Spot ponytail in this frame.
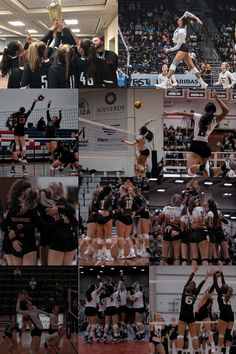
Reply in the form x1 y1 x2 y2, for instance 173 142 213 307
80 39 96 78
0 41 22 77
198 102 216 137
28 41 46 72
57 44 72 83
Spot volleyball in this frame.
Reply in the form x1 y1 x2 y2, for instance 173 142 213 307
38 94 45 101
134 100 142 109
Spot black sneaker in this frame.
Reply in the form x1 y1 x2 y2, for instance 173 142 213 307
135 334 140 340
22 167 28 174
103 335 108 343
88 337 93 344
138 332 146 340
10 168 16 174
84 335 89 342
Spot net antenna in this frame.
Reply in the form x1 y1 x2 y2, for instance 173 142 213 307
118 25 131 77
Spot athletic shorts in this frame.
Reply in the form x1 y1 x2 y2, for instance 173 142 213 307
96 214 112 225
59 154 76 165
31 328 42 337
118 305 127 314
181 231 190 244
163 225 181 241
85 306 97 317
178 43 189 52
189 141 211 159
49 229 77 252
87 215 98 224
140 149 150 157
179 313 195 324
12 235 37 257
134 307 145 314
214 228 226 243
149 337 161 345
105 306 117 316
139 212 149 220
48 328 58 335
97 311 105 320
116 215 132 225
189 228 208 243
219 310 234 323
14 128 25 137
39 232 49 247
195 311 209 322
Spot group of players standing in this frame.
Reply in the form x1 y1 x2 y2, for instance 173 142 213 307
150 267 234 354
80 180 150 261
153 180 231 266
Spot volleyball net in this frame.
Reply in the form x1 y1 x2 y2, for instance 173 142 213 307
79 117 136 158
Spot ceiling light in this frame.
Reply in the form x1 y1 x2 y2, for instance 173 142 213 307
73 28 80 33
175 179 184 183
157 189 165 192
231 216 236 220
8 21 25 26
224 183 232 187
204 181 213 185
99 270 103 273
141 269 145 272
27 29 38 34
65 19 78 25
224 214 230 217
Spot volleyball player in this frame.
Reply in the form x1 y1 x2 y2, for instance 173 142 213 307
45 99 62 161
0 41 24 78
84 279 103 343
177 266 209 354
115 185 134 259
21 41 50 88
195 281 216 353
46 182 77 266
156 64 177 88
168 317 179 354
11 96 39 164
96 186 114 260
128 282 146 341
163 92 230 177
117 275 129 340
188 196 209 265
213 62 236 89
149 313 165 354
9 139 27 175
132 186 150 258
156 11 208 89
159 194 182 265
121 119 154 177
213 270 234 354
103 280 120 343
50 142 80 176
44 327 65 354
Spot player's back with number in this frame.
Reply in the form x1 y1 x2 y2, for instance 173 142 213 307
21 61 50 88
74 56 102 88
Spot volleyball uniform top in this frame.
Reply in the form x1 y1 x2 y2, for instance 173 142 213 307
161 205 182 228
96 50 118 87
118 289 128 307
170 27 187 51
180 273 205 319
136 135 147 152
87 199 99 223
54 198 78 232
193 113 217 143
73 56 103 88
8 67 23 88
48 62 75 88
116 195 133 216
12 101 36 136
46 103 62 138
21 61 50 88
168 324 178 340
180 214 190 231
133 291 144 309
98 195 113 213
106 291 119 308
150 324 163 343
215 71 236 88
213 273 234 320
98 295 106 312
85 290 98 308
189 206 206 228
16 298 45 330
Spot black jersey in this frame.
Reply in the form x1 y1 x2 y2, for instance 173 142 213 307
133 195 149 216
180 273 205 316
48 63 75 88
45 103 62 138
96 50 118 87
74 55 102 88
54 198 78 232
87 199 99 223
213 273 234 321
116 195 133 216
12 101 36 136
8 67 23 88
99 195 113 212
168 324 178 340
21 61 50 88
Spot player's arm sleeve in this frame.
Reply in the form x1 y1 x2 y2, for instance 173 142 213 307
25 100 36 118
184 272 195 288
61 27 77 45
196 280 205 295
41 30 53 45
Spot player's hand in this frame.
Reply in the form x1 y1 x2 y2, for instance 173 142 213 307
164 47 170 53
13 240 22 252
50 20 59 32
196 18 203 25
163 111 169 116
211 91 217 99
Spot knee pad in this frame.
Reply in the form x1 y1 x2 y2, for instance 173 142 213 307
170 59 180 72
91 324 96 331
173 256 181 262
104 324 109 331
160 256 169 264
181 258 188 264
225 328 232 342
188 168 196 177
22 144 26 151
192 336 198 341
105 238 112 244
97 239 104 245
137 234 144 240
112 324 118 329
15 144 20 150
219 334 225 339
177 335 184 339
191 66 199 74
135 322 142 326
191 258 199 264
143 233 149 240
85 236 92 243
201 258 208 263
136 164 145 172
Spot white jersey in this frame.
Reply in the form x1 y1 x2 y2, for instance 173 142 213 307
205 210 214 221
158 73 177 87
98 296 106 312
118 290 128 306
106 291 119 308
162 205 182 225
193 112 217 143
16 299 44 330
49 313 59 330
85 290 98 308
180 214 190 229
133 291 144 309
152 324 163 343
189 206 205 225
171 27 186 51
215 71 236 88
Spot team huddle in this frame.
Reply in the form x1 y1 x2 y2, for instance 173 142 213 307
0 19 118 89
83 273 147 344
151 180 231 266
80 181 150 261
0 179 77 266
150 267 234 354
